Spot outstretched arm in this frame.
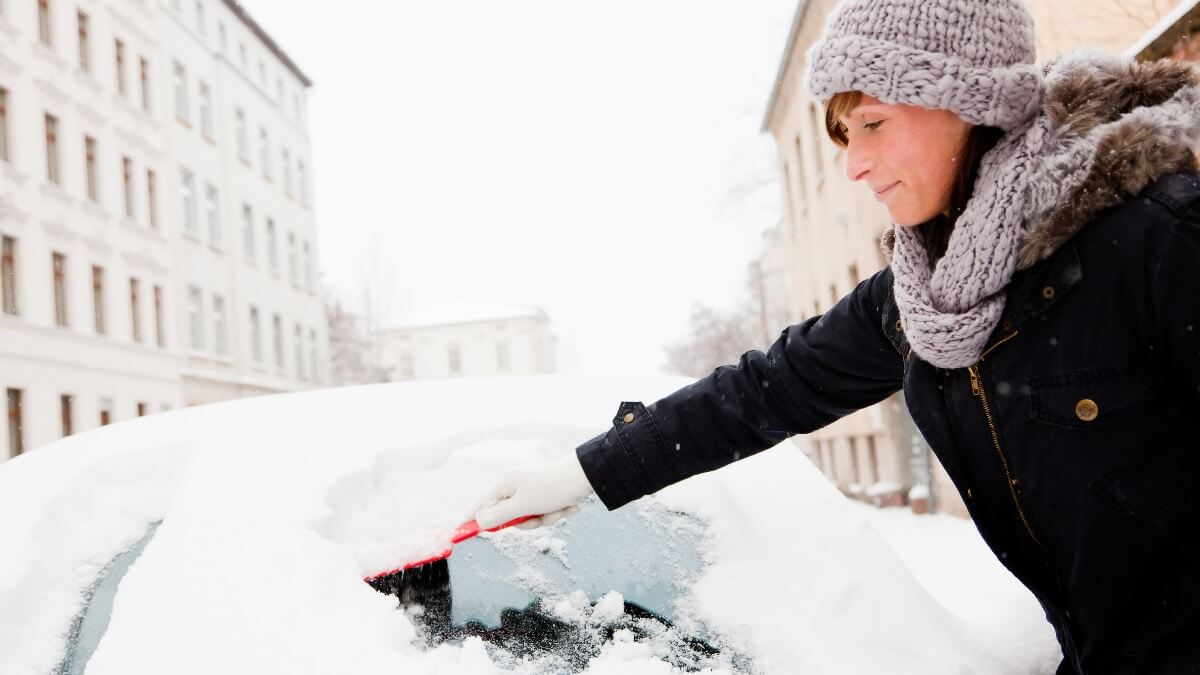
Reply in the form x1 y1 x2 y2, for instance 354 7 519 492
577 266 905 510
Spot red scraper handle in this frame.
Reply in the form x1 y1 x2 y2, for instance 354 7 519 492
364 514 537 582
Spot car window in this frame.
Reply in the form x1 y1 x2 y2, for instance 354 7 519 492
412 499 755 672
55 521 160 675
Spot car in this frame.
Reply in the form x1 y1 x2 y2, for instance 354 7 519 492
0 375 1059 674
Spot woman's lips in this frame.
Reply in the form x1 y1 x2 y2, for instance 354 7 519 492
874 182 900 201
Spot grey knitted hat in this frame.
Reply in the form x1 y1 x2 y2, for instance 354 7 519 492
805 0 1043 131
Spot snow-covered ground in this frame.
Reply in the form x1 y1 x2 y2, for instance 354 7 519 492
0 376 1060 674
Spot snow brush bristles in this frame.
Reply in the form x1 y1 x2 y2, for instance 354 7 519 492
363 515 537 611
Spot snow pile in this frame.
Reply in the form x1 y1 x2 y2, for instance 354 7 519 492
0 375 1058 674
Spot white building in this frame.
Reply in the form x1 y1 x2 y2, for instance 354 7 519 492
160 0 325 405
0 0 325 461
373 307 557 381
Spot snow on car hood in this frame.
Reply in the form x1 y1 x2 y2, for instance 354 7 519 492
0 375 1055 674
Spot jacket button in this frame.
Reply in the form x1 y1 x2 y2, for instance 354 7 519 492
895 320 903 332
1075 399 1098 422
1042 286 1056 300
1002 320 1013 331
622 412 635 424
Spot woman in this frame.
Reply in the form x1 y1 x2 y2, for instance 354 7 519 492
471 0 1200 671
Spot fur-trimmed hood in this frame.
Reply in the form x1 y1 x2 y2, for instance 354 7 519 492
881 52 1200 270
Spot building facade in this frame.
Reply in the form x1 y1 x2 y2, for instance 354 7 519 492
760 0 1180 515
0 0 325 462
373 307 557 382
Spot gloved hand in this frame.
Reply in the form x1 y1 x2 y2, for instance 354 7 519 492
471 452 595 530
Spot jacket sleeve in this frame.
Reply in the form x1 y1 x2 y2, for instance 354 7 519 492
1148 207 1200 399
576 266 905 510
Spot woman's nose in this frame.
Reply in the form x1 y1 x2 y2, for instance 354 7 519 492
845 142 872 182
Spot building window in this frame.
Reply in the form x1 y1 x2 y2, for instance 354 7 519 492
122 157 135 218
37 0 50 46
241 204 255 261
114 39 127 97
282 148 292 197
45 114 60 184
198 81 213 138
447 345 462 375
139 58 151 112
173 61 188 123
129 277 141 342
84 136 99 201
266 219 278 272
259 126 270 179
218 22 226 51
193 0 204 34
180 167 197 236
399 352 414 380
6 388 22 457
238 42 246 68
302 241 312 291
235 107 248 162
294 324 304 380
272 313 283 370
212 294 227 355
137 401 148 417
60 394 73 437
77 11 90 72
187 285 204 350
146 169 159 228
0 87 8 163
249 306 262 362
52 252 67 326
205 183 220 248
99 398 112 426
497 341 510 372
1 235 15 316
287 232 297 286
297 160 308 207
308 327 318 382
153 285 165 346
275 77 282 103
92 265 105 334
257 60 265 86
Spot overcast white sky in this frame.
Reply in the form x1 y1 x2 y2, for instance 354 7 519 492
238 0 799 375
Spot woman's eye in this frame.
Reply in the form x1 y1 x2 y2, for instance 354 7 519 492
863 120 884 130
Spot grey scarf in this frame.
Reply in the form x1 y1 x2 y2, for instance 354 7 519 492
889 51 1200 369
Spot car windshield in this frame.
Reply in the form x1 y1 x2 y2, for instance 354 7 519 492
405 499 755 673
54 522 161 675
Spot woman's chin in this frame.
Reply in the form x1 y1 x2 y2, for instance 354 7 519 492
888 205 939 227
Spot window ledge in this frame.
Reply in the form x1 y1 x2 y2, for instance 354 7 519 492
80 199 112 222
40 181 75 207
1 160 27 186
32 42 67 71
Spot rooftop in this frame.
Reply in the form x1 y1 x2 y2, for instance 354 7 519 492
220 0 314 88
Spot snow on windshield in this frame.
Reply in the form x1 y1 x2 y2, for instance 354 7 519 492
0 376 1060 674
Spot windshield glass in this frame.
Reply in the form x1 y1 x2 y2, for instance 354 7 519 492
404 499 755 673
55 521 160 675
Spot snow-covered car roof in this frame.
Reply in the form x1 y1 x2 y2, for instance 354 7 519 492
0 375 1053 674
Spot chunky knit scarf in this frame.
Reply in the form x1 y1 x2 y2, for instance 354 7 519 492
889 51 1200 368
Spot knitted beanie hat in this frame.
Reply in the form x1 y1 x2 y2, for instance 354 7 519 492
805 0 1043 131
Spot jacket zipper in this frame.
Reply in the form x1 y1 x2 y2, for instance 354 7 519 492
966 330 1042 546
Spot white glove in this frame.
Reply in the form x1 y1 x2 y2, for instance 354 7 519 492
471 453 595 530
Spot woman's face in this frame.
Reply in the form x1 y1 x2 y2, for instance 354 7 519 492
840 94 972 226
